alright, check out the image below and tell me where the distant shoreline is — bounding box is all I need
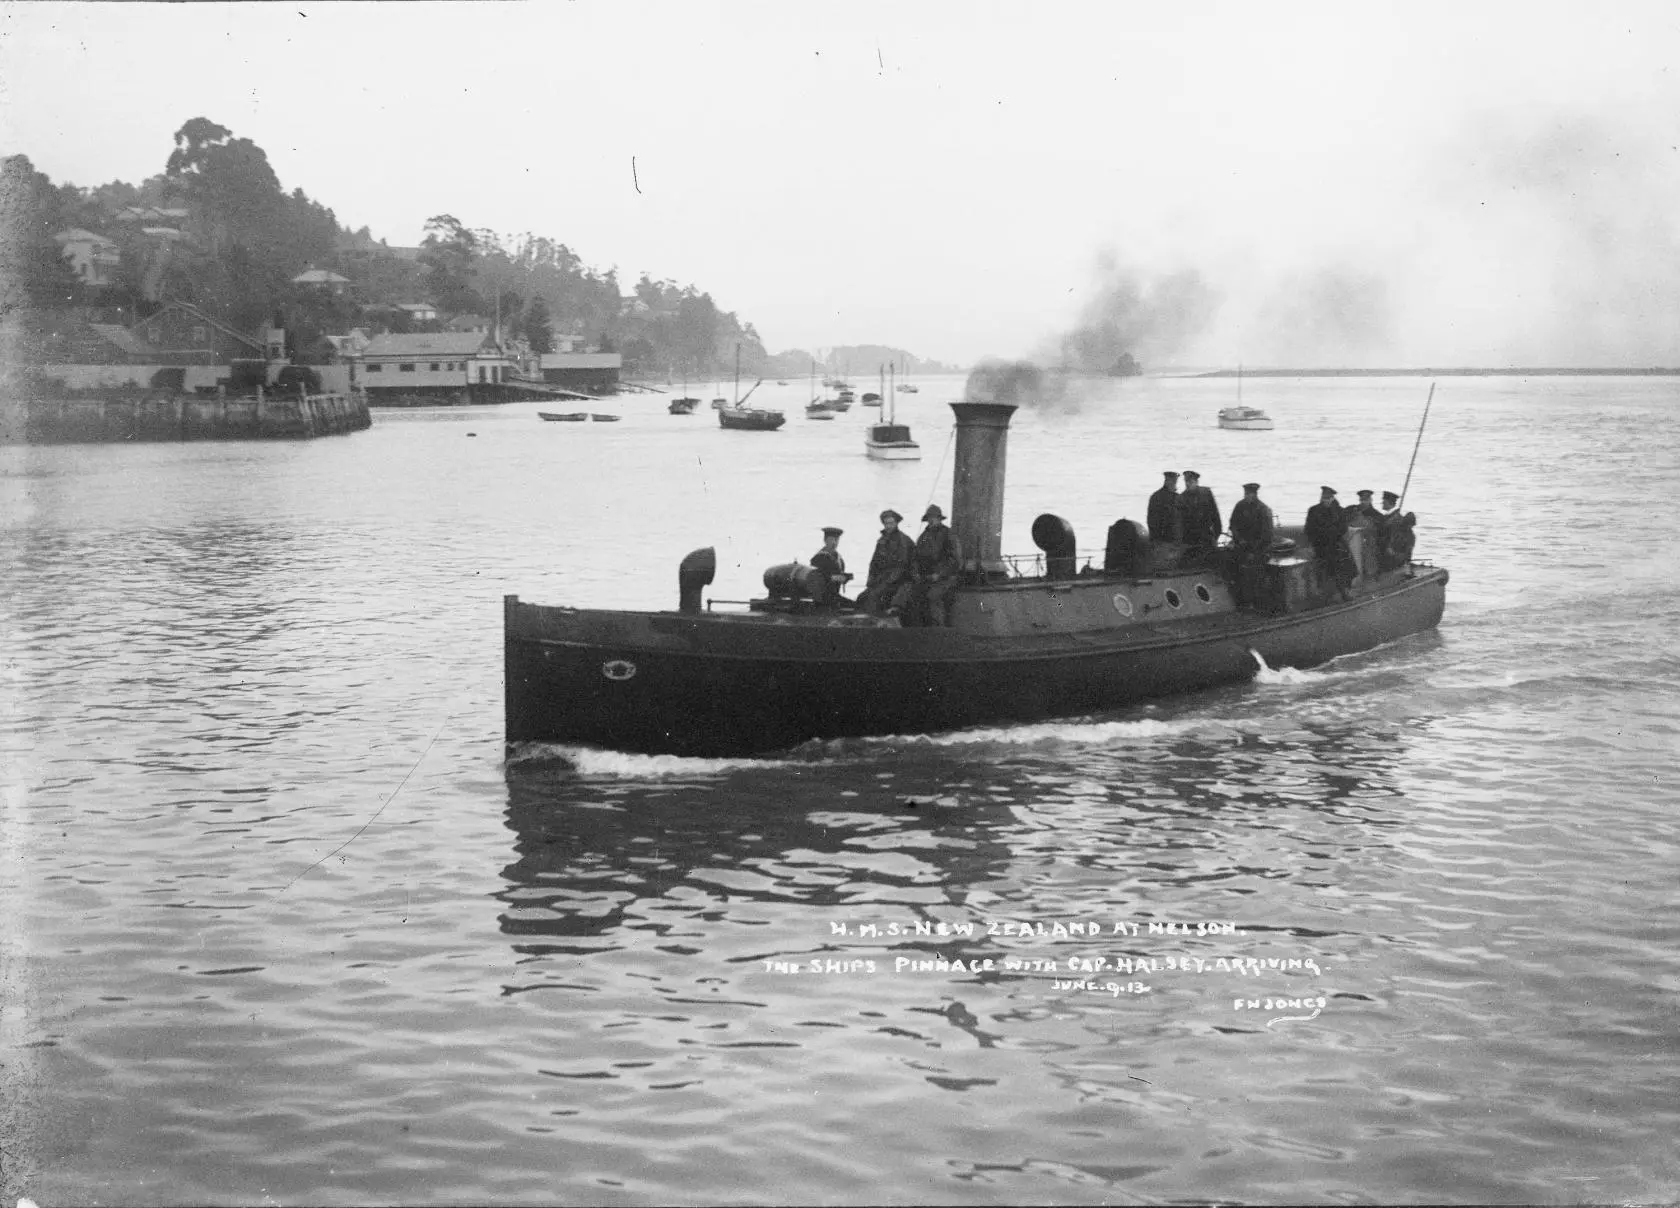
[1189,367,1680,378]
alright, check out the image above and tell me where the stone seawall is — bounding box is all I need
[2,392,373,443]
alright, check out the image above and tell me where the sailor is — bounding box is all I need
[1179,470,1222,551]
[1346,489,1381,523]
[1376,492,1418,570]
[809,526,851,608]
[1228,483,1275,609]
[1305,485,1355,599]
[858,509,916,614]
[1146,471,1181,543]
[893,504,963,626]
[1385,511,1418,569]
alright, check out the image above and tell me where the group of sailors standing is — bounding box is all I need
[798,471,1419,625]
[1148,470,1417,603]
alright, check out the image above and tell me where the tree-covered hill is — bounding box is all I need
[3,118,955,378]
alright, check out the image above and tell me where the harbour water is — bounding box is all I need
[3,373,1678,1205]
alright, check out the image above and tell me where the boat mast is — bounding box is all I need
[1398,381,1436,510]
[888,362,895,423]
[734,343,741,406]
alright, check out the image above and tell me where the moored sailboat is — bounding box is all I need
[865,363,920,460]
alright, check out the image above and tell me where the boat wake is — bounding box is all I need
[1248,648,1326,685]
[840,716,1232,750]
[505,741,807,779]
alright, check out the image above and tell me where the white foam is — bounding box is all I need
[505,741,800,779]
[867,717,1217,748]
[1249,648,1326,685]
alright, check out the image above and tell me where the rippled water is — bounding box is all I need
[3,375,1678,1205]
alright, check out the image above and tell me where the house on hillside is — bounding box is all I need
[324,328,373,360]
[348,331,514,402]
[444,314,493,334]
[396,302,439,324]
[292,268,352,295]
[131,302,277,366]
[53,229,122,288]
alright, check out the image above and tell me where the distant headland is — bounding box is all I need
[1192,367,1680,378]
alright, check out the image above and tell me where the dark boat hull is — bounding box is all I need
[505,567,1447,756]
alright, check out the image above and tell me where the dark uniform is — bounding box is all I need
[859,510,916,613]
[809,526,850,607]
[1146,472,1181,543]
[1343,490,1381,576]
[893,504,963,626]
[1305,486,1355,598]
[1228,483,1274,608]
[1179,471,1221,550]
[1376,493,1416,570]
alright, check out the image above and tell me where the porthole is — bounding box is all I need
[602,659,637,681]
[1111,592,1134,617]
[1195,584,1212,603]
[1165,589,1182,609]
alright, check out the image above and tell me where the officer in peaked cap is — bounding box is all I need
[1337,490,1377,520]
[1228,482,1275,608]
[1347,489,1381,523]
[1305,485,1354,599]
[1178,470,1221,552]
[1147,471,1181,543]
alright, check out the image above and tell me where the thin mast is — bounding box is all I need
[1398,382,1436,510]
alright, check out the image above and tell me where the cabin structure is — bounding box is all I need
[130,302,271,366]
[538,351,622,394]
[349,331,515,402]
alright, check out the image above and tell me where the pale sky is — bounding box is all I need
[5,0,1680,368]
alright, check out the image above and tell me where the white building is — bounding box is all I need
[53,228,122,288]
[351,331,514,399]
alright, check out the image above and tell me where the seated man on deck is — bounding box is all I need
[809,526,852,609]
[891,505,963,626]
[857,509,916,614]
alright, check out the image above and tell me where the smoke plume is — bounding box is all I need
[1049,252,1222,373]
[963,359,1048,405]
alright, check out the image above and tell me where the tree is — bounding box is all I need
[523,295,554,353]
[420,214,481,314]
[0,154,81,308]
[160,118,333,330]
